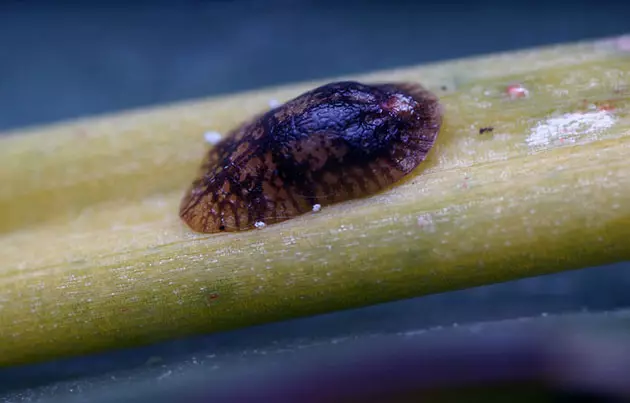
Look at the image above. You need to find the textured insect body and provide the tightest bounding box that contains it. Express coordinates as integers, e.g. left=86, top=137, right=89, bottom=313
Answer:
left=180, top=81, right=443, bottom=233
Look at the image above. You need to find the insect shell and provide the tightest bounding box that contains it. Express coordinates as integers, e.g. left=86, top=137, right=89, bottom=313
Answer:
left=180, top=81, right=443, bottom=233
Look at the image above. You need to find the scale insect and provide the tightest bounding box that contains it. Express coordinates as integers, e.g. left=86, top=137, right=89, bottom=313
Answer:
left=180, top=81, right=443, bottom=233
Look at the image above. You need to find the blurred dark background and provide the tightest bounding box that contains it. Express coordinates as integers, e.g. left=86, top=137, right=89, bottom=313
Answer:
left=1, top=0, right=630, bottom=131
left=1, top=0, right=630, bottom=401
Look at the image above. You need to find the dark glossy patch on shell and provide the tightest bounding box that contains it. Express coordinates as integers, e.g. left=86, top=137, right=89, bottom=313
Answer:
left=180, top=80, right=443, bottom=233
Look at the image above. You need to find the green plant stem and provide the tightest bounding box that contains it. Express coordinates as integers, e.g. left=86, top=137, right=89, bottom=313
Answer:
left=0, top=37, right=629, bottom=366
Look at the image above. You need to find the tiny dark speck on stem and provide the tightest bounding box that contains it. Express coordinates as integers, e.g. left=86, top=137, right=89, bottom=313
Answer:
left=479, top=127, right=494, bottom=134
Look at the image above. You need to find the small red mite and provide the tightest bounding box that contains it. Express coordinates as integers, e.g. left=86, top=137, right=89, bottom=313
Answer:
left=506, top=83, right=529, bottom=99
left=180, top=81, right=443, bottom=233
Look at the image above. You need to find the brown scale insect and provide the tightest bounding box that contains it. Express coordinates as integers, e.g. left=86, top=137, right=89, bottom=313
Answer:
left=180, top=81, right=443, bottom=233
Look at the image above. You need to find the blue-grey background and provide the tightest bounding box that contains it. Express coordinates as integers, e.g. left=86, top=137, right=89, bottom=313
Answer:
left=2, top=0, right=630, bottom=130
left=1, top=0, right=630, bottom=400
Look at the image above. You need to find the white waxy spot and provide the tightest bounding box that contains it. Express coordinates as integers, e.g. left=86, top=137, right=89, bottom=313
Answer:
left=268, top=99, right=280, bottom=108
left=526, top=110, right=616, bottom=149
left=203, top=131, right=223, bottom=145
left=312, top=204, right=322, bottom=212
left=254, top=221, right=266, bottom=229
